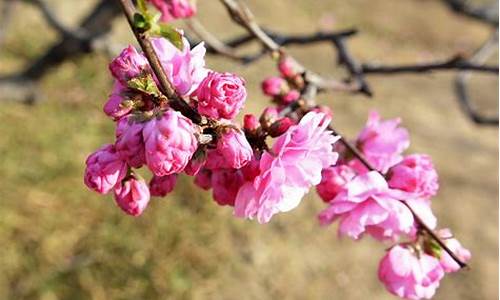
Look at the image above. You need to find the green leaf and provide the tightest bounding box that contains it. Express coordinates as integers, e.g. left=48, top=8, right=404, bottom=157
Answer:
left=127, top=74, right=161, bottom=97
left=158, top=24, right=184, bottom=50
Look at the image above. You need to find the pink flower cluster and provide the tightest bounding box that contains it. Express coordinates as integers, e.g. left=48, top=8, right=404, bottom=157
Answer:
left=85, top=35, right=248, bottom=216
left=261, top=56, right=304, bottom=108
left=148, top=0, right=196, bottom=22
left=315, top=110, right=470, bottom=299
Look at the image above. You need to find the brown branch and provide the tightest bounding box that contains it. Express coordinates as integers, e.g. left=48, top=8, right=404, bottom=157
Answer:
left=118, top=0, right=202, bottom=123
left=220, top=0, right=468, bottom=269
left=362, top=55, right=499, bottom=74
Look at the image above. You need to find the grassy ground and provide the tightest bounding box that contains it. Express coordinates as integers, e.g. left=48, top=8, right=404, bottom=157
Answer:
left=0, top=0, right=498, bottom=299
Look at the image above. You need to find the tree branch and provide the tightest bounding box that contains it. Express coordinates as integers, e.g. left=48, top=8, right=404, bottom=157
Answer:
left=441, top=0, right=498, bottom=26
left=220, top=0, right=468, bottom=269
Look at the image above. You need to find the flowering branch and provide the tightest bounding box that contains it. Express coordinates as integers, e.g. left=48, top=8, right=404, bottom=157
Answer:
left=117, top=0, right=202, bottom=123
left=219, top=0, right=469, bottom=270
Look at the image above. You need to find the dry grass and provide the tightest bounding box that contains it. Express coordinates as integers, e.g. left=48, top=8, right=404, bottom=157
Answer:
left=0, top=0, right=497, bottom=299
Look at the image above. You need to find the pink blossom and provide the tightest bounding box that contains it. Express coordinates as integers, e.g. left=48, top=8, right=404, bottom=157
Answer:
left=115, top=116, right=146, bottom=168
left=109, top=45, right=148, bottom=84
left=84, top=144, right=127, bottom=194
left=437, top=229, right=471, bottom=273
left=149, top=0, right=196, bottom=22
left=195, top=71, right=247, bottom=120
left=151, top=37, right=208, bottom=96
left=316, top=165, right=356, bottom=203
left=388, top=154, right=439, bottom=199
left=261, top=76, right=286, bottom=96
left=143, top=110, right=198, bottom=176
left=216, top=128, right=252, bottom=169
left=259, top=106, right=279, bottom=128
left=194, top=168, right=212, bottom=190
left=103, top=81, right=132, bottom=120
left=318, top=171, right=414, bottom=241
left=184, top=153, right=205, bottom=176
left=357, top=111, right=410, bottom=173
left=149, top=174, right=177, bottom=197
left=234, top=112, right=339, bottom=223
left=212, top=169, right=244, bottom=206
left=114, top=176, right=151, bottom=216
left=378, top=245, right=444, bottom=300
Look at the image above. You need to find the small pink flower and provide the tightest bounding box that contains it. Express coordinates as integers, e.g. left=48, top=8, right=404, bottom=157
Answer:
left=149, top=0, right=196, bottom=22
left=151, top=37, right=208, bottom=96
left=436, top=229, right=471, bottom=273
left=114, top=176, right=151, bottom=216
left=195, top=71, right=247, bottom=120
left=357, top=111, right=410, bottom=173
left=103, top=81, right=132, bottom=120
left=388, top=154, right=439, bottom=199
left=143, top=110, right=198, bottom=176
left=378, top=245, right=444, bottom=300
left=194, top=168, right=212, bottom=190
left=109, top=45, right=148, bottom=84
left=281, top=89, right=300, bottom=104
left=316, top=165, right=356, bottom=203
left=212, top=169, right=244, bottom=206
left=216, top=128, right=252, bottom=169
left=115, top=116, right=146, bottom=168
left=84, top=144, right=127, bottom=194
left=261, top=76, right=286, bottom=96
left=234, top=112, right=339, bottom=223
left=149, top=174, right=177, bottom=197
left=318, top=171, right=414, bottom=241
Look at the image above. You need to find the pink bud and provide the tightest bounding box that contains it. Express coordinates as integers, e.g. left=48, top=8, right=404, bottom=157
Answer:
left=143, top=110, right=198, bottom=176
left=278, top=56, right=300, bottom=78
left=109, top=45, right=148, bottom=84
left=149, top=0, right=196, bottom=22
left=243, top=114, right=260, bottom=132
left=195, top=71, right=246, bottom=120
left=149, top=174, right=177, bottom=197
left=194, top=168, right=212, bottom=190
left=114, top=176, right=151, bottom=216
left=115, top=116, right=146, bottom=168
left=216, top=128, right=253, bottom=169
left=268, top=117, right=294, bottom=137
left=211, top=169, right=244, bottom=206
left=103, top=81, right=132, bottom=120
left=184, top=150, right=206, bottom=176
left=261, top=76, right=287, bottom=96
left=281, top=89, right=300, bottom=104
left=84, top=144, right=127, bottom=194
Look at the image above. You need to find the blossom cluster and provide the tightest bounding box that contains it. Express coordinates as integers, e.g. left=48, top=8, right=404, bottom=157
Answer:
left=84, top=2, right=470, bottom=298
left=315, top=111, right=470, bottom=299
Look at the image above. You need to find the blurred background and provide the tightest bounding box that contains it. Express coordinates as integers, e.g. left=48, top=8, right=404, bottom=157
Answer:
left=0, top=0, right=498, bottom=299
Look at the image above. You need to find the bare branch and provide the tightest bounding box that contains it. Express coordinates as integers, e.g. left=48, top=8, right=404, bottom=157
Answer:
left=442, top=0, right=499, bottom=26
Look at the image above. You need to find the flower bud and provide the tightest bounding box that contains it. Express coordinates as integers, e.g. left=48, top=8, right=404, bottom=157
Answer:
left=243, top=114, right=260, bottom=132
left=109, top=46, right=148, bottom=84
left=149, top=0, right=197, bottom=22
left=143, top=109, right=198, bottom=176
left=216, top=128, right=253, bottom=169
left=259, top=107, right=278, bottom=129
left=278, top=56, right=301, bottom=78
left=103, top=82, right=133, bottom=120
left=268, top=117, right=294, bottom=137
left=149, top=174, right=177, bottom=197
left=115, top=116, right=146, bottom=168
left=194, top=168, right=212, bottom=190
left=261, top=76, right=287, bottom=97
left=114, top=176, right=151, bottom=216
left=281, top=89, right=300, bottom=104
left=84, top=144, right=127, bottom=194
